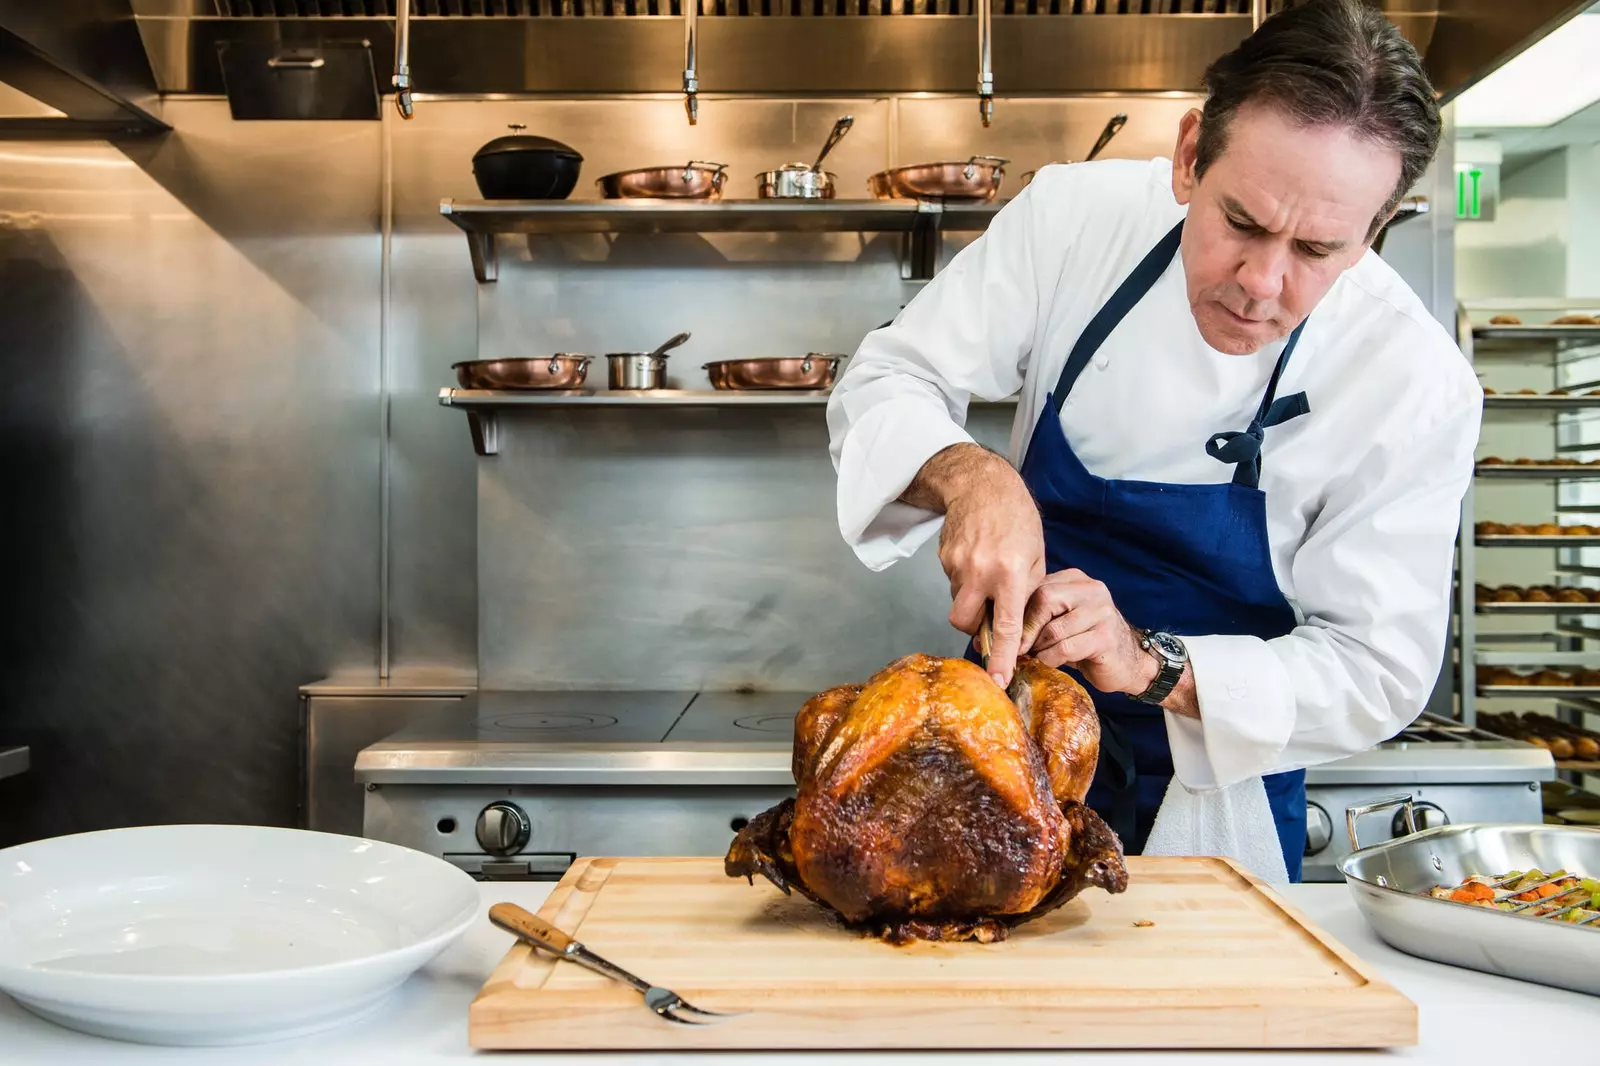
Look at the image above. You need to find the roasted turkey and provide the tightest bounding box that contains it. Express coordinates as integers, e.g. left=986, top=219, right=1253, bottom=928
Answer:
left=725, top=653, right=1128, bottom=943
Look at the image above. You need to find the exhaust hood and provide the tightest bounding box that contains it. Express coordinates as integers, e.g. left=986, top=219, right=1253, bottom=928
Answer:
left=0, top=0, right=167, bottom=136
left=4, top=2, right=1591, bottom=128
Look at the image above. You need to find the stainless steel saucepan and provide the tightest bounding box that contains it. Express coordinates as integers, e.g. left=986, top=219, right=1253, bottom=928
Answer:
left=607, top=331, right=690, bottom=390
left=757, top=115, right=854, bottom=200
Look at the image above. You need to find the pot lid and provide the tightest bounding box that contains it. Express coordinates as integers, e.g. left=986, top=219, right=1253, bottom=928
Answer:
left=474, top=124, right=583, bottom=160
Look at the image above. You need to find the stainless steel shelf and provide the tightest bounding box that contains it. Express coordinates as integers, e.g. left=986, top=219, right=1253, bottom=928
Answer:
left=0, top=745, right=27, bottom=781
left=1477, top=601, right=1600, bottom=613
left=1476, top=536, right=1600, bottom=546
left=1473, top=325, right=1600, bottom=353
left=1476, top=464, right=1600, bottom=478
left=1484, top=395, right=1600, bottom=411
left=439, top=197, right=1004, bottom=283
left=1480, top=686, right=1600, bottom=699
left=438, top=386, right=1019, bottom=456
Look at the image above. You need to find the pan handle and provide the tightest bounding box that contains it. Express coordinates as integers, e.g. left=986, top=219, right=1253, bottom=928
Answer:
left=961, top=155, right=1010, bottom=180
left=1085, top=114, right=1127, bottom=162
left=682, top=160, right=728, bottom=183
left=1345, top=794, right=1416, bottom=852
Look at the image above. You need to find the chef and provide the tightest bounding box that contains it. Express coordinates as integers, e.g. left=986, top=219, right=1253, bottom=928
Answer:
left=826, top=0, right=1480, bottom=883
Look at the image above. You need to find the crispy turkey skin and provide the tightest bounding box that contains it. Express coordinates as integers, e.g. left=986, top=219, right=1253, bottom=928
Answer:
left=725, top=653, right=1128, bottom=943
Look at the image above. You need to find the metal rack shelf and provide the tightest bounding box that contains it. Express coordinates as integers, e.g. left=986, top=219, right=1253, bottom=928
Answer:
left=1477, top=601, right=1600, bottom=613
left=438, top=386, right=1019, bottom=455
left=1479, top=686, right=1600, bottom=698
left=1473, top=325, right=1600, bottom=352
left=1476, top=535, right=1600, bottom=546
left=439, top=198, right=1005, bottom=283
left=1483, top=395, right=1600, bottom=411
left=1475, top=464, right=1600, bottom=478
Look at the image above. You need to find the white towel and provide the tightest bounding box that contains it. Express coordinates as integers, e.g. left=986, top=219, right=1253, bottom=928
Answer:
left=1141, top=774, right=1290, bottom=886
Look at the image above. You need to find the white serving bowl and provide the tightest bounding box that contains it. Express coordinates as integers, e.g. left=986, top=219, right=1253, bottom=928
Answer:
left=0, top=824, right=479, bottom=1046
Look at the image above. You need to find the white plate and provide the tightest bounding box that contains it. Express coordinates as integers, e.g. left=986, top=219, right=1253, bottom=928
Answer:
left=0, top=824, right=479, bottom=1046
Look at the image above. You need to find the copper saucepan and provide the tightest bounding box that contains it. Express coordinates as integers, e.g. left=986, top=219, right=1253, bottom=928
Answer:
left=868, top=155, right=1009, bottom=202
left=704, top=353, right=847, bottom=390
left=597, top=161, right=728, bottom=200
left=452, top=354, right=591, bottom=390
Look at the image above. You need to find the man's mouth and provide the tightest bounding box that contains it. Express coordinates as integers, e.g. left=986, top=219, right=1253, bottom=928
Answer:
left=1219, top=303, right=1267, bottom=328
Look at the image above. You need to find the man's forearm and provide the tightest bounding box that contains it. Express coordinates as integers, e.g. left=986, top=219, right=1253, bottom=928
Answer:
left=900, top=442, right=1006, bottom=513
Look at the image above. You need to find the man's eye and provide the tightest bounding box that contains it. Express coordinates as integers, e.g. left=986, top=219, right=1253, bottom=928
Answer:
left=1297, top=243, right=1331, bottom=261
left=1226, top=215, right=1254, bottom=233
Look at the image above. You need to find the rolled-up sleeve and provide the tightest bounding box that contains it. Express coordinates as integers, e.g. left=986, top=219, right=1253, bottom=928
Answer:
left=1166, top=384, right=1482, bottom=789
left=826, top=181, right=1052, bottom=571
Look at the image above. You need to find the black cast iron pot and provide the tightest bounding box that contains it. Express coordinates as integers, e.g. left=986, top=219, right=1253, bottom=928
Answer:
left=472, top=125, right=583, bottom=200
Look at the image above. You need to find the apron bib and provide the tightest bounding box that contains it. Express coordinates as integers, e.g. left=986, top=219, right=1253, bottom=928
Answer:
left=969, top=219, right=1312, bottom=881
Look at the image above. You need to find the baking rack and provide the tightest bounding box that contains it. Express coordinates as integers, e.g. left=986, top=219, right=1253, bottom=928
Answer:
left=1459, top=299, right=1600, bottom=796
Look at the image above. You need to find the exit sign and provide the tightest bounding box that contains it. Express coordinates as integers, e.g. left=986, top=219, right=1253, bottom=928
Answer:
left=1455, top=162, right=1499, bottom=221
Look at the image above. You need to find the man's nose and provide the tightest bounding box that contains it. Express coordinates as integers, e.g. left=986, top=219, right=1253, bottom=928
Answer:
left=1236, top=241, right=1286, bottom=305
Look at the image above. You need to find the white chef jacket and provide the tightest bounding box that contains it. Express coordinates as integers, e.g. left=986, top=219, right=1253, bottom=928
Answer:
left=827, top=157, right=1482, bottom=792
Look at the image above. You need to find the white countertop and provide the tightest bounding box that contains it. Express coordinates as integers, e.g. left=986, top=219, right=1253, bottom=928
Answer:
left=4, top=882, right=1597, bottom=1064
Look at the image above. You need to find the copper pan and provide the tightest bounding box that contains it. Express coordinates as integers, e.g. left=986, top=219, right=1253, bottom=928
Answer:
left=704, top=353, right=846, bottom=390
left=868, top=155, right=1008, bottom=202
left=597, top=161, right=728, bottom=200
left=452, top=354, right=590, bottom=390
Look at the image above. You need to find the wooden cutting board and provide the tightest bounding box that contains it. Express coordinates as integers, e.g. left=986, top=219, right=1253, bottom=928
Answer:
left=469, top=856, right=1416, bottom=1050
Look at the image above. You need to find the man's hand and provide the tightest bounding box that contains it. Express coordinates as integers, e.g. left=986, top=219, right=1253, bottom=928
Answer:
left=901, top=443, right=1044, bottom=687
left=1020, top=569, right=1199, bottom=717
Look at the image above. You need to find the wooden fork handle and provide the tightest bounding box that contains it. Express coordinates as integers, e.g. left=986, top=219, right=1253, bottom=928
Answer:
left=489, top=901, right=575, bottom=955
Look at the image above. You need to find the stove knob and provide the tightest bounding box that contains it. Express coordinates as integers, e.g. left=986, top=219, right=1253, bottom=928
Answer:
left=1392, top=801, right=1449, bottom=837
left=1304, top=801, right=1333, bottom=856
left=476, top=802, right=531, bottom=856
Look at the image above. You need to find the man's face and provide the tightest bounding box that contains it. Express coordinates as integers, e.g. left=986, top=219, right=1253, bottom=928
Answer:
left=1171, top=102, right=1402, bottom=355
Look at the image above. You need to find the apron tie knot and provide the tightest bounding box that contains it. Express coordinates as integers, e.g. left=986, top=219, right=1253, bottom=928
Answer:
left=1204, top=391, right=1310, bottom=469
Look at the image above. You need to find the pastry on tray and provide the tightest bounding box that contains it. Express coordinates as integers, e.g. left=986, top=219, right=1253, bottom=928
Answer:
left=1479, top=456, right=1506, bottom=465
left=1551, top=314, right=1598, bottom=325
left=1557, top=588, right=1590, bottom=603
left=1534, top=523, right=1563, bottom=535
left=1513, top=388, right=1540, bottom=395
left=1524, top=588, right=1554, bottom=602
left=1530, top=669, right=1572, bottom=686
left=1567, top=525, right=1595, bottom=535
left=1492, top=586, right=1523, bottom=602
left=1475, top=521, right=1507, bottom=535
left=1488, top=314, right=1523, bottom=325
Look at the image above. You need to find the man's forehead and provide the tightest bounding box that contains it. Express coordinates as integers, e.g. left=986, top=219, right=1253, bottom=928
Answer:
left=1208, top=103, right=1401, bottom=232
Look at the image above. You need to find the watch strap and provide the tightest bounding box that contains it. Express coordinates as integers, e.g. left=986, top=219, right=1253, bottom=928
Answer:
left=1133, top=631, right=1184, bottom=706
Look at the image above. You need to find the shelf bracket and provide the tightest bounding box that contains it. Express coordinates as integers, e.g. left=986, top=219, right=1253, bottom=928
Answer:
left=903, top=203, right=945, bottom=281
left=467, top=410, right=499, bottom=456
left=467, top=231, right=498, bottom=284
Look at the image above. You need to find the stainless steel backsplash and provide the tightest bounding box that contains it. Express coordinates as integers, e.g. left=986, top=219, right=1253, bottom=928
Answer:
left=0, top=90, right=1456, bottom=836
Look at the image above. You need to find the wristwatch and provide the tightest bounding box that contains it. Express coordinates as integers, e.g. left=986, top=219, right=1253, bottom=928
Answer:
left=1132, top=629, right=1188, bottom=706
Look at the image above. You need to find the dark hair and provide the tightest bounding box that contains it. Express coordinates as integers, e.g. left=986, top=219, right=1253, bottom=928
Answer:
left=1195, top=0, right=1441, bottom=240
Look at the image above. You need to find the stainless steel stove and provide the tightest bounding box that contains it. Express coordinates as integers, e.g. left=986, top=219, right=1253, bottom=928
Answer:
left=355, top=693, right=1555, bottom=884
left=1301, top=715, right=1554, bottom=882
left=356, top=691, right=797, bottom=879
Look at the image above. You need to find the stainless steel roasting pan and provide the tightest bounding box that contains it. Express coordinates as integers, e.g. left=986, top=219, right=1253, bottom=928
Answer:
left=1338, top=794, right=1600, bottom=997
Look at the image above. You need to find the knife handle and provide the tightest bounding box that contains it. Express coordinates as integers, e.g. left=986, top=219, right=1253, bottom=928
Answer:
left=490, top=902, right=576, bottom=955
left=977, top=603, right=995, bottom=665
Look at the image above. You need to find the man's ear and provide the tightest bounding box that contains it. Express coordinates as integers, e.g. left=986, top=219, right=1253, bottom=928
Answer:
left=1172, top=108, right=1203, bottom=206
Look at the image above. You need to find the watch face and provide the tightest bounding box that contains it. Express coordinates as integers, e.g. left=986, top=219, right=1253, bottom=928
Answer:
left=1148, top=631, right=1187, bottom=662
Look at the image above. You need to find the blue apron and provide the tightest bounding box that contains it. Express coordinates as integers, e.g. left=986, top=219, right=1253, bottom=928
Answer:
left=971, top=218, right=1311, bottom=881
